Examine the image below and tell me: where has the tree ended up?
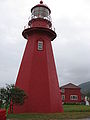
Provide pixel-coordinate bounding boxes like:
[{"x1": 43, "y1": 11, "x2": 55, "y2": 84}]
[{"x1": 0, "y1": 84, "x2": 27, "y2": 114}]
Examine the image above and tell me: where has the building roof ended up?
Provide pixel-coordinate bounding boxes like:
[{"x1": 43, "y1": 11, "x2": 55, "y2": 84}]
[
  {"x1": 60, "y1": 83, "x2": 80, "y2": 89},
  {"x1": 31, "y1": 1, "x2": 51, "y2": 14}
]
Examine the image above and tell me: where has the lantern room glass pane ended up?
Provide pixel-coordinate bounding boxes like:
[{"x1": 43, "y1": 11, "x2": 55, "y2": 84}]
[
  {"x1": 32, "y1": 6, "x2": 49, "y2": 18},
  {"x1": 39, "y1": 7, "x2": 44, "y2": 11}
]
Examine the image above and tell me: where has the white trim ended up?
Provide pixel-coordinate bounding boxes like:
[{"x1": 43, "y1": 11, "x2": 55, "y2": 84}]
[
  {"x1": 38, "y1": 41, "x2": 43, "y2": 50},
  {"x1": 61, "y1": 88, "x2": 64, "y2": 93},
  {"x1": 62, "y1": 95, "x2": 65, "y2": 100},
  {"x1": 70, "y1": 95, "x2": 78, "y2": 100}
]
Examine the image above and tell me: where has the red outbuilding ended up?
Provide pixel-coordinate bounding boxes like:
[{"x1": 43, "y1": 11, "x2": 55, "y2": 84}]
[{"x1": 60, "y1": 83, "x2": 85, "y2": 104}]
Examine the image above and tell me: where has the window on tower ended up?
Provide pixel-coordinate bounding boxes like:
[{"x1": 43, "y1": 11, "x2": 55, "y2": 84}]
[{"x1": 38, "y1": 41, "x2": 43, "y2": 51}]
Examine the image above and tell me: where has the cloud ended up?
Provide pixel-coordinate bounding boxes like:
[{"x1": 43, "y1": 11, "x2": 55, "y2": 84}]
[{"x1": 52, "y1": 17, "x2": 90, "y2": 86}]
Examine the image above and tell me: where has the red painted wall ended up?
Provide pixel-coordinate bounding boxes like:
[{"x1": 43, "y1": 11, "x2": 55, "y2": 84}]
[
  {"x1": 13, "y1": 29, "x2": 63, "y2": 113},
  {"x1": 0, "y1": 109, "x2": 6, "y2": 120},
  {"x1": 30, "y1": 18, "x2": 51, "y2": 28},
  {"x1": 13, "y1": 1, "x2": 63, "y2": 113},
  {"x1": 62, "y1": 88, "x2": 81, "y2": 103}
]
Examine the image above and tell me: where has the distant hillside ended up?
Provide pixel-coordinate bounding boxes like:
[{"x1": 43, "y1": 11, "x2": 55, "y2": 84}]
[{"x1": 79, "y1": 81, "x2": 90, "y2": 97}]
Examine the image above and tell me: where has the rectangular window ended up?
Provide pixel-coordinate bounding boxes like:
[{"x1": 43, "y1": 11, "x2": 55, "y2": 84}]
[
  {"x1": 38, "y1": 41, "x2": 43, "y2": 51},
  {"x1": 62, "y1": 95, "x2": 65, "y2": 100},
  {"x1": 70, "y1": 95, "x2": 78, "y2": 100},
  {"x1": 61, "y1": 88, "x2": 64, "y2": 93},
  {"x1": 81, "y1": 96, "x2": 84, "y2": 100}
]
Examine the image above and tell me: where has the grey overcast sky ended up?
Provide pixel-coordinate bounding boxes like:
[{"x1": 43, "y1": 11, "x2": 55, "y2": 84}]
[{"x1": 0, "y1": 0, "x2": 90, "y2": 87}]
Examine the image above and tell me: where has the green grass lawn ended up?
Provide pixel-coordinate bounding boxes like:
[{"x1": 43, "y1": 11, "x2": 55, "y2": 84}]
[
  {"x1": 7, "y1": 105, "x2": 90, "y2": 120},
  {"x1": 64, "y1": 104, "x2": 90, "y2": 112}
]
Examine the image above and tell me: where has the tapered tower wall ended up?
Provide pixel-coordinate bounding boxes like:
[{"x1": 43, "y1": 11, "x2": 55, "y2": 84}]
[{"x1": 13, "y1": 1, "x2": 63, "y2": 113}]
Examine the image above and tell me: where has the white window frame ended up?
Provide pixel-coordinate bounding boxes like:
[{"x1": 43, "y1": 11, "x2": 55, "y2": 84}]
[
  {"x1": 62, "y1": 95, "x2": 65, "y2": 100},
  {"x1": 81, "y1": 96, "x2": 84, "y2": 100},
  {"x1": 70, "y1": 95, "x2": 78, "y2": 100},
  {"x1": 38, "y1": 41, "x2": 43, "y2": 51},
  {"x1": 61, "y1": 88, "x2": 65, "y2": 93}
]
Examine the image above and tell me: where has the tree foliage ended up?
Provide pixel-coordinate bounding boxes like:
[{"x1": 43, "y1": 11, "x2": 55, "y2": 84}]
[{"x1": 0, "y1": 84, "x2": 27, "y2": 113}]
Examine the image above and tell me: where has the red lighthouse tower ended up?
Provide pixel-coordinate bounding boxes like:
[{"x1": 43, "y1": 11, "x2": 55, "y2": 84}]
[{"x1": 14, "y1": 1, "x2": 63, "y2": 113}]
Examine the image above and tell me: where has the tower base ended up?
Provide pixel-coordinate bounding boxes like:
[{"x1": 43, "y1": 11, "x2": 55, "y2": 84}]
[{"x1": 13, "y1": 27, "x2": 63, "y2": 113}]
